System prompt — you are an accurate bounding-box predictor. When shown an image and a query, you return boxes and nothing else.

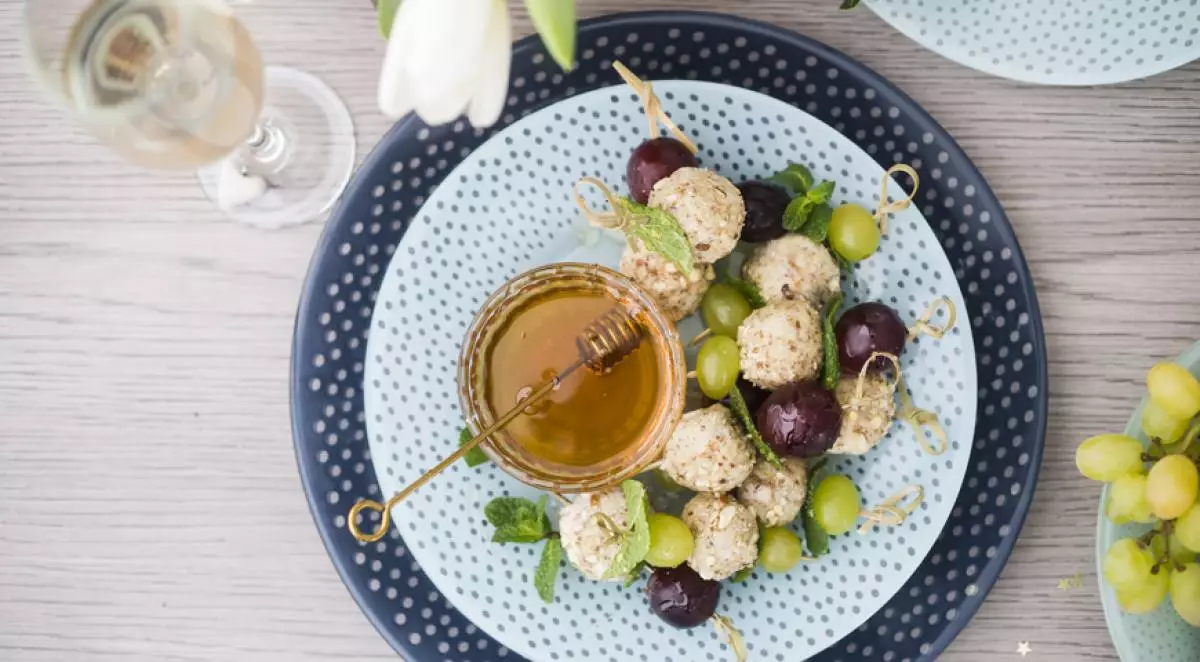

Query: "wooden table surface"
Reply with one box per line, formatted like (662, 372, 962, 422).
(2, 1, 1198, 660)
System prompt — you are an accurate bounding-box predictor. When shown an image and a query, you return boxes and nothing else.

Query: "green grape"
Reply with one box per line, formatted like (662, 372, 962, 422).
(811, 474, 862, 536)
(1147, 362, 1200, 420)
(645, 513, 694, 568)
(1146, 454, 1200, 520)
(759, 527, 804, 573)
(1103, 538, 1156, 591)
(1075, 434, 1145, 482)
(1142, 399, 1189, 443)
(1116, 569, 1169, 615)
(696, 336, 740, 400)
(828, 203, 881, 262)
(1175, 503, 1200, 554)
(700, 284, 753, 338)
(1170, 563, 1200, 626)
(1151, 531, 1198, 565)
(1107, 473, 1154, 524)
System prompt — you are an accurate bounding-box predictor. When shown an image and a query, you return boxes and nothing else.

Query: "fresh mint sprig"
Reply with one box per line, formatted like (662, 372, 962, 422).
(783, 180, 836, 233)
(603, 480, 652, 579)
(459, 427, 490, 468)
(821, 292, 844, 390)
(620, 197, 695, 276)
(482, 495, 563, 603)
(727, 384, 783, 468)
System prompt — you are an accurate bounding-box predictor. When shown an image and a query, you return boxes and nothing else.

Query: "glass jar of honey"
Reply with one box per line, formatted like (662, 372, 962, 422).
(458, 263, 685, 493)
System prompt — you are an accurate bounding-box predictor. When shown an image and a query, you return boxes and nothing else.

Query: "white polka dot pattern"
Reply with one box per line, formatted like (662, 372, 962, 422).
(361, 81, 976, 662)
(291, 14, 1050, 662)
(867, 0, 1200, 85)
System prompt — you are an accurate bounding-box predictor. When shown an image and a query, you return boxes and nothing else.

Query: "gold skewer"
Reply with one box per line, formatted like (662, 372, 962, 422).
(348, 307, 646, 543)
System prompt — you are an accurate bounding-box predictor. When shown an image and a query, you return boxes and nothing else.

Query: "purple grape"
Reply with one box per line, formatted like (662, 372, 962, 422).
(835, 302, 906, 375)
(756, 381, 842, 458)
(646, 565, 720, 628)
(737, 181, 790, 243)
(627, 138, 698, 204)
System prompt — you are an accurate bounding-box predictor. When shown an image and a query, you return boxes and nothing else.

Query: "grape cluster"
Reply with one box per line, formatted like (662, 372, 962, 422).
(1079, 361, 1200, 625)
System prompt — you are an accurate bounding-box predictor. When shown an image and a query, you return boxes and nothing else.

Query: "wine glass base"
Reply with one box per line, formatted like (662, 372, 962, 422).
(198, 66, 355, 229)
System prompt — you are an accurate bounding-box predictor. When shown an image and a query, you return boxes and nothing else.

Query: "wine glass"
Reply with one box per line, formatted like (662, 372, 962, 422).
(21, 0, 356, 229)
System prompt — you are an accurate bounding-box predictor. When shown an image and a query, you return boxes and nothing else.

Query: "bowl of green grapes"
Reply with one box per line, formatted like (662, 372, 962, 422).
(1078, 341, 1200, 661)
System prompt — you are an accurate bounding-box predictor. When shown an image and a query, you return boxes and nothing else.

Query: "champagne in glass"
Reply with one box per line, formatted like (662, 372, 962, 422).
(24, 0, 356, 228)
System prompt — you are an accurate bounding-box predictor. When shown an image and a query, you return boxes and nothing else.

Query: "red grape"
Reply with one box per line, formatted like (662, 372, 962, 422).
(835, 302, 906, 374)
(645, 565, 720, 628)
(627, 138, 698, 204)
(756, 381, 842, 457)
(737, 181, 790, 243)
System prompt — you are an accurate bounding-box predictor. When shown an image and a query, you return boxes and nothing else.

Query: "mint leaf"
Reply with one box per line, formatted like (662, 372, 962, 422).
(621, 197, 694, 276)
(728, 385, 783, 468)
(730, 566, 754, 583)
(460, 427, 490, 467)
(801, 203, 834, 243)
(834, 251, 853, 272)
(623, 562, 646, 588)
(724, 274, 767, 309)
(809, 180, 835, 204)
(802, 465, 832, 556)
(840, 0, 863, 9)
(782, 195, 815, 232)
(524, 0, 577, 71)
(377, 0, 402, 38)
(802, 508, 830, 557)
(769, 163, 813, 195)
(485, 495, 550, 543)
(603, 480, 651, 579)
(783, 180, 837, 233)
(534, 536, 563, 603)
(821, 293, 843, 391)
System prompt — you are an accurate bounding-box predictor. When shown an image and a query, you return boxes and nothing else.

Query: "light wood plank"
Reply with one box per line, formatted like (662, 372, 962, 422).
(2, 1, 1198, 660)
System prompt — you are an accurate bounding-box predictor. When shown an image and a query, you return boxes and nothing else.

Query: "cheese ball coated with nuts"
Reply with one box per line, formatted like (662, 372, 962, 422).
(742, 235, 841, 306)
(558, 487, 629, 581)
(682, 492, 759, 581)
(619, 241, 714, 321)
(648, 167, 745, 263)
(829, 373, 896, 455)
(660, 404, 757, 493)
(736, 457, 809, 526)
(737, 299, 823, 390)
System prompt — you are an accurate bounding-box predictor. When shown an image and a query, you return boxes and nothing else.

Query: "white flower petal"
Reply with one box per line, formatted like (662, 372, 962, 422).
(466, 0, 512, 128)
(405, 0, 491, 103)
(377, 0, 420, 118)
(413, 76, 474, 126)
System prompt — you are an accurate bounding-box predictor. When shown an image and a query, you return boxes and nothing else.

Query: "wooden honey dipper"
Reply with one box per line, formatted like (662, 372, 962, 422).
(348, 306, 646, 543)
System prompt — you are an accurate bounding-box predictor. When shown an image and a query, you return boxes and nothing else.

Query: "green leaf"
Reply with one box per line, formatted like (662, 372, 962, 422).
(802, 465, 832, 556)
(783, 180, 837, 233)
(603, 480, 652, 579)
(782, 195, 815, 233)
(809, 180, 836, 205)
(834, 251, 853, 273)
(524, 0, 577, 71)
(802, 508, 830, 557)
(484, 495, 550, 543)
(534, 536, 563, 603)
(840, 0, 863, 9)
(727, 384, 783, 468)
(769, 163, 813, 194)
(377, 0, 402, 39)
(623, 562, 646, 588)
(800, 203, 834, 243)
(459, 427, 490, 467)
(821, 292, 843, 391)
(620, 197, 694, 276)
(724, 274, 767, 309)
(730, 565, 754, 583)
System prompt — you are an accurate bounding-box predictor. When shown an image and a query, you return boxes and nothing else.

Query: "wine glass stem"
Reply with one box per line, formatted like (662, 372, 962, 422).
(242, 116, 292, 176)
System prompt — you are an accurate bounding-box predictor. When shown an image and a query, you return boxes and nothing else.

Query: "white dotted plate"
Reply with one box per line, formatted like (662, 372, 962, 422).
(363, 80, 977, 662)
(866, 0, 1200, 85)
(1096, 341, 1200, 662)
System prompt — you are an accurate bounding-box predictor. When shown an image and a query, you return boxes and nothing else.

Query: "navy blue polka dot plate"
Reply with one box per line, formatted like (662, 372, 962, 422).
(291, 11, 1047, 662)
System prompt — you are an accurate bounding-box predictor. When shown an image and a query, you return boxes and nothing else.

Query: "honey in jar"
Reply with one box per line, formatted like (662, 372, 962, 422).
(459, 263, 686, 493)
